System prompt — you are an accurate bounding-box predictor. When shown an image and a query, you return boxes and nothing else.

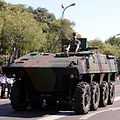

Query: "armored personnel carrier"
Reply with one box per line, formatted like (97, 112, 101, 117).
(2, 38, 118, 114)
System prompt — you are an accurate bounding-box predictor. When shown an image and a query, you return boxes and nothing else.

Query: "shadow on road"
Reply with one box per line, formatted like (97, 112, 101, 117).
(0, 102, 75, 118)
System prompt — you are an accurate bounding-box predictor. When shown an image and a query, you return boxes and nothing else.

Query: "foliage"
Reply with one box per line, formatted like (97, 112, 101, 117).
(105, 37, 120, 60)
(88, 39, 118, 55)
(0, 1, 76, 68)
(27, 7, 75, 52)
(0, 4, 47, 57)
(89, 38, 120, 71)
(29, 7, 56, 23)
(105, 37, 120, 46)
(0, 0, 5, 9)
(43, 19, 75, 52)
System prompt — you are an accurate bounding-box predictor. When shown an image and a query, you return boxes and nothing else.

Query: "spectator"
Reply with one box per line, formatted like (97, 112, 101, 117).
(6, 77, 14, 98)
(0, 73, 7, 98)
(8, 53, 16, 66)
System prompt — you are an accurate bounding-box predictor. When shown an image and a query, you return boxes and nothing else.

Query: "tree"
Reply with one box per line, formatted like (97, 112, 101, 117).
(88, 39, 117, 55)
(0, 4, 46, 56)
(27, 7, 76, 52)
(88, 39, 106, 53)
(0, 2, 76, 56)
(27, 7, 56, 24)
(42, 19, 75, 52)
(105, 37, 120, 46)
(0, 0, 5, 9)
(105, 37, 120, 72)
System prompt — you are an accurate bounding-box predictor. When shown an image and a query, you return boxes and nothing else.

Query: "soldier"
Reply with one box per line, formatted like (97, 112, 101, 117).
(70, 32, 81, 52)
(64, 32, 81, 53)
(63, 44, 70, 55)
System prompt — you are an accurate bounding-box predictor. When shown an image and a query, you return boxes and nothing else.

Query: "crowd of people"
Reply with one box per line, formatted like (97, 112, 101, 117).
(0, 52, 16, 99)
(0, 72, 14, 99)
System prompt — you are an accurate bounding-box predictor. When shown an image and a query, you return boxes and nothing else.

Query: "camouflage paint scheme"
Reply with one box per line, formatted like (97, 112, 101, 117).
(2, 51, 118, 93)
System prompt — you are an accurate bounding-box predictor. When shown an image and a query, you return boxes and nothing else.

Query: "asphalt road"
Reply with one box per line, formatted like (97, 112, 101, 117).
(0, 81, 120, 120)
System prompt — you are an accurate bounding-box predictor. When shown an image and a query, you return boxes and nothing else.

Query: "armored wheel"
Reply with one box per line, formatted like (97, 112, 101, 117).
(99, 81, 109, 107)
(90, 81, 100, 111)
(29, 93, 43, 110)
(108, 82, 115, 105)
(46, 99, 57, 106)
(74, 81, 91, 114)
(10, 81, 28, 111)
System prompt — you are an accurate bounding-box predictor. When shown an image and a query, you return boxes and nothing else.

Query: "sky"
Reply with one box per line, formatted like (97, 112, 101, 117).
(5, 0, 120, 41)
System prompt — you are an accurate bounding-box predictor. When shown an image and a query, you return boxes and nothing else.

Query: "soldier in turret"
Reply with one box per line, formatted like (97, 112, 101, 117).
(70, 32, 81, 52)
(64, 32, 81, 54)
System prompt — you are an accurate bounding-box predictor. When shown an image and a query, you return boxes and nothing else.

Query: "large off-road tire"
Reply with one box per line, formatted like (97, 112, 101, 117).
(29, 93, 43, 110)
(99, 81, 109, 107)
(90, 81, 100, 111)
(10, 81, 28, 111)
(108, 82, 115, 105)
(74, 81, 91, 114)
(46, 99, 57, 106)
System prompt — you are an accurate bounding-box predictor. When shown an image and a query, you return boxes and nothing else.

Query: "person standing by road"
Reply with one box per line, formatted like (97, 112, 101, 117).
(0, 73, 7, 98)
(6, 77, 14, 98)
(8, 53, 16, 66)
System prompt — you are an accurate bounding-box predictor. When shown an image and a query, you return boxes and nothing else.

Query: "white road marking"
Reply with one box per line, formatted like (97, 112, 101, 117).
(79, 109, 110, 120)
(37, 111, 73, 120)
(37, 96, 120, 120)
(0, 99, 10, 102)
(79, 107, 120, 120)
(114, 96, 120, 102)
(37, 115, 65, 120)
(0, 117, 8, 120)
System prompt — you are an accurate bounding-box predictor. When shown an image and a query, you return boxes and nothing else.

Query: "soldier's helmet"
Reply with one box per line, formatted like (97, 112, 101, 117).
(72, 32, 77, 36)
